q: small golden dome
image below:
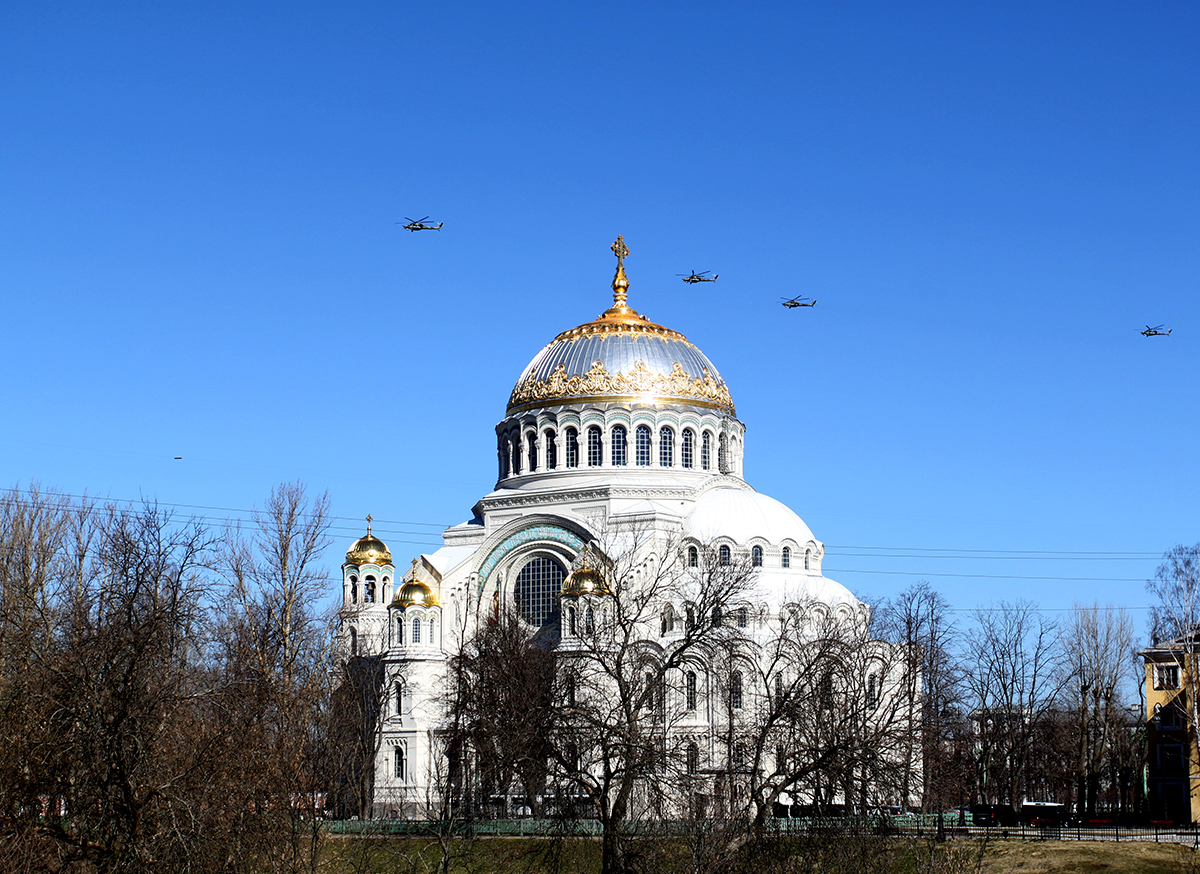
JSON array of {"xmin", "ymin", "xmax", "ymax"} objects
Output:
[
  {"xmin": 562, "ymin": 560, "xmax": 610, "ymax": 597},
  {"xmin": 395, "ymin": 580, "xmax": 439, "ymax": 608},
  {"xmin": 345, "ymin": 516, "xmax": 392, "ymax": 566}
]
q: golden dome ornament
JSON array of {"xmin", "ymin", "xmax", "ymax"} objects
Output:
[{"xmin": 345, "ymin": 514, "xmax": 393, "ymax": 566}]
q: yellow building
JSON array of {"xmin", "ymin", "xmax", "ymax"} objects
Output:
[{"xmin": 1141, "ymin": 638, "xmax": 1199, "ymax": 823}]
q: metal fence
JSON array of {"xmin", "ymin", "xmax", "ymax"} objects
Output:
[{"xmin": 325, "ymin": 816, "xmax": 1200, "ymax": 845}]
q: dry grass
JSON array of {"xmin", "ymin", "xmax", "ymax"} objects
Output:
[{"xmin": 979, "ymin": 839, "xmax": 1198, "ymax": 874}]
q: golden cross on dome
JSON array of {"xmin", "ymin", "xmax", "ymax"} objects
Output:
[
  {"xmin": 611, "ymin": 235, "xmax": 629, "ymax": 266},
  {"xmin": 366, "ymin": 514, "xmax": 373, "ymax": 536}
]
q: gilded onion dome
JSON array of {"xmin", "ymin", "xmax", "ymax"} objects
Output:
[
  {"xmin": 345, "ymin": 516, "xmax": 393, "ymax": 566},
  {"xmin": 507, "ymin": 236, "xmax": 735, "ymax": 416},
  {"xmin": 395, "ymin": 580, "xmax": 439, "ymax": 608},
  {"xmin": 561, "ymin": 552, "xmax": 611, "ymax": 597}
]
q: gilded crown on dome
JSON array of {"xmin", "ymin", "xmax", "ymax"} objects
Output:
[{"xmin": 345, "ymin": 515, "xmax": 393, "ymax": 566}]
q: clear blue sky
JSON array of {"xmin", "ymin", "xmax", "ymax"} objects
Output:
[{"xmin": 2, "ymin": 2, "xmax": 1197, "ymax": 628}]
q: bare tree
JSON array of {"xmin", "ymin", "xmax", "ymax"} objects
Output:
[
  {"xmin": 963, "ymin": 601, "xmax": 1064, "ymax": 812},
  {"xmin": 1061, "ymin": 602, "xmax": 1135, "ymax": 816}
]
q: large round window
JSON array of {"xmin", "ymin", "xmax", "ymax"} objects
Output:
[{"xmin": 514, "ymin": 555, "xmax": 567, "ymax": 627}]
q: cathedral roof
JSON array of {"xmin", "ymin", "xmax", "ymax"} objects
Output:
[{"xmin": 507, "ymin": 236, "xmax": 735, "ymax": 416}]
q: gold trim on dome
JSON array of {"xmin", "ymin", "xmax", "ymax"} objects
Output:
[{"xmin": 508, "ymin": 358, "xmax": 735, "ymax": 414}]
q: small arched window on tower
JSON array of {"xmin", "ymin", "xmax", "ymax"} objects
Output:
[
  {"xmin": 412, "ymin": 617, "xmax": 422, "ymax": 644},
  {"xmin": 681, "ymin": 428, "xmax": 695, "ymax": 468},
  {"xmin": 752, "ymin": 546, "xmax": 763, "ymax": 567},
  {"xmin": 585, "ymin": 605, "xmax": 595, "ymax": 635},
  {"xmin": 659, "ymin": 427, "xmax": 674, "ymax": 467},
  {"xmin": 350, "ymin": 576, "xmax": 358, "ymax": 604},
  {"xmin": 718, "ymin": 433, "xmax": 728, "ymax": 473},
  {"xmin": 512, "ymin": 432, "xmax": 522, "ymax": 475},
  {"xmin": 687, "ymin": 546, "xmax": 699, "ymax": 568},
  {"xmin": 686, "ymin": 605, "xmax": 695, "ymax": 631},
  {"xmin": 635, "ymin": 425, "xmax": 651, "ymax": 465},
  {"xmin": 701, "ymin": 432, "xmax": 712, "ymax": 470},
  {"xmin": 396, "ymin": 616, "xmax": 404, "ymax": 645},
  {"xmin": 661, "ymin": 605, "xmax": 675, "ymax": 635},
  {"xmin": 587, "ymin": 426, "xmax": 603, "ymax": 467},
  {"xmin": 737, "ymin": 606, "xmax": 748, "ymax": 629},
  {"xmin": 365, "ymin": 576, "xmax": 376, "ymax": 604},
  {"xmin": 686, "ymin": 742, "xmax": 699, "ymax": 775},
  {"xmin": 774, "ymin": 674, "xmax": 784, "ymax": 706},
  {"xmin": 611, "ymin": 425, "xmax": 628, "ymax": 466},
  {"xmin": 545, "ymin": 429, "xmax": 557, "ymax": 469},
  {"xmin": 567, "ymin": 605, "xmax": 576, "ymax": 636},
  {"xmin": 566, "ymin": 427, "xmax": 579, "ymax": 468},
  {"xmin": 527, "ymin": 433, "xmax": 537, "ymax": 472},
  {"xmin": 686, "ymin": 671, "xmax": 697, "ymax": 711},
  {"xmin": 719, "ymin": 545, "xmax": 731, "ymax": 566},
  {"xmin": 781, "ymin": 547, "xmax": 791, "ymax": 569},
  {"xmin": 500, "ymin": 439, "xmax": 510, "ymax": 478},
  {"xmin": 394, "ymin": 746, "xmax": 406, "ymax": 780},
  {"xmin": 805, "ymin": 549, "xmax": 812, "ymax": 570},
  {"xmin": 349, "ymin": 627, "xmax": 358, "ymax": 656},
  {"xmin": 730, "ymin": 671, "xmax": 743, "ymax": 710},
  {"xmin": 395, "ymin": 681, "xmax": 404, "ymax": 715}
]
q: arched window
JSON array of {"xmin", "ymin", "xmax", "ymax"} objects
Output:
[
  {"xmin": 687, "ymin": 546, "xmax": 699, "ymax": 568},
  {"xmin": 661, "ymin": 605, "xmax": 675, "ymax": 635},
  {"xmin": 805, "ymin": 549, "xmax": 812, "ymax": 570},
  {"xmin": 412, "ymin": 617, "xmax": 421, "ymax": 644},
  {"xmin": 567, "ymin": 605, "xmax": 576, "ymax": 636},
  {"xmin": 686, "ymin": 671, "xmax": 697, "ymax": 711},
  {"xmin": 396, "ymin": 616, "xmax": 404, "ymax": 645},
  {"xmin": 395, "ymin": 681, "xmax": 404, "ymax": 714},
  {"xmin": 774, "ymin": 674, "xmax": 784, "ymax": 705},
  {"xmin": 781, "ymin": 547, "xmax": 791, "ymax": 569},
  {"xmin": 565, "ymin": 673, "xmax": 576, "ymax": 707},
  {"xmin": 587, "ymin": 426, "xmax": 603, "ymax": 466},
  {"xmin": 686, "ymin": 742, "xmax": 699, "ymax": 775},
  {"xmin": 712, "ymin": 606, "xmax": 722, "ymax": 627},
  {"xmin": 659, "ymin": 427, "xmax": 674, "ymax": 467},
  {"xmin": 394, "ymin": 747, "xmax": 406, "ymax": 780},
  {"xmin": 350, "ymin": 576, "xmax": 358, "ymax": 604},
  {"xmin": 527, "ymin": 433, "xmax": 537, "ymax": 472},
  {"xmin": 546, "ymin": 429, "xmax": 557, "ymax": 469},
  {"xmin": 514, "ymin": 555, "xmax": 568, "ymax": 627},
  {"xmin": 635, "ymin": 425, "xmax": 651, "ymax": 466},
  {"xmin": 365, "ymin": 576, "xmax": 376, "ymax": 603},
  {"xmin": 349, "ymin": 627, "xmax": 358, "ymax": 656},
  {"xmin": 737, "ymin": 607, "xmax": 748, "ymax": 629},
  {"xmin": 585, "ymin": 605, "xmax": 595, "ymax": 635},
  {"xmin": 566, "ymin": 427, "xmax": 579, "ymax": 468},
  {"xmin": 730, "ymin": 671, "xmax": 743, "ymax": 710},
  {"xmin": 776, "ymin": 745, "xmax": 787, "ymax": 773},
  {"xmin": 734, "ymin": 742, "xmax": 746, "ymax": 768},
  {"xmin": 719, "ymin": 545, "xmax": 731, "ymax": 566},
  {"xmin": 686, "ymin": 606, "xmax": 695, "ymax": 631},
  {"xmin": 512, "ymin": 432, "xmax": 521, "ymax": 475},
  {"xmin": 701, "ymin": 432, "xmax": 712, "ymax": 470},
  {"xmin": 500, "ymin": 440, "xmax": 510, "ymax": 478},
  {"xmin": 751, "ymin": 546, "xmax": 763, "ymax": 567},
  {"xmin": 867, "ymin": 673, "xmax": 879, "ymax": 707},
  {"xmin": 611, "ymin": 425, "xmax": 628, "ymax": 466},
  {"xmin": 681, "ymin": 428, "xmax": 694, "ymax": 468},
  {"xmin": 718, "ymin": 433, "xmax": 728, "ymax": 473}
]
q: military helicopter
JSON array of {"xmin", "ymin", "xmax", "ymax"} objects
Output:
[
  {"xmin": 1141, "ymin": 324, "xmax": 1172, "ymax": 336},
  {"xmin": 780, "ymin": 296, "xmax": 816, "ymax": 308},
  {"xmin": 678, "ymin": 270, "xmax": 718, "ymax": 284},
  {"xmin": 398, "ymin": 216, "xmax": 444, "ymax": 232}
]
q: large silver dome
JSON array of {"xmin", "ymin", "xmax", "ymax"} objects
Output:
[{"xmin": 507, "ymin": 243, "xmax": 735, "ymax": 416}]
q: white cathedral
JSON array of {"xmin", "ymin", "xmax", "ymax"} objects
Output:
[{"xmin": 336, "ymin": 237, "xmax": 882, "ymax": 819}]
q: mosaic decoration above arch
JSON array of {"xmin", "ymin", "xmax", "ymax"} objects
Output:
[{"xmin": 476, "ymin": 525, "xmax": 586, "ymax": 597}]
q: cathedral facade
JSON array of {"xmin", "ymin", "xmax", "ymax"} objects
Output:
[{"xmin": 336, "ymin": 238, "xmax": 884, "ymax": 819}]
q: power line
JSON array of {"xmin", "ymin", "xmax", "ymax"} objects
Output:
[{"xmin": 824, "ymin": 567, "xmax": 1150, "ymax": 583}]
